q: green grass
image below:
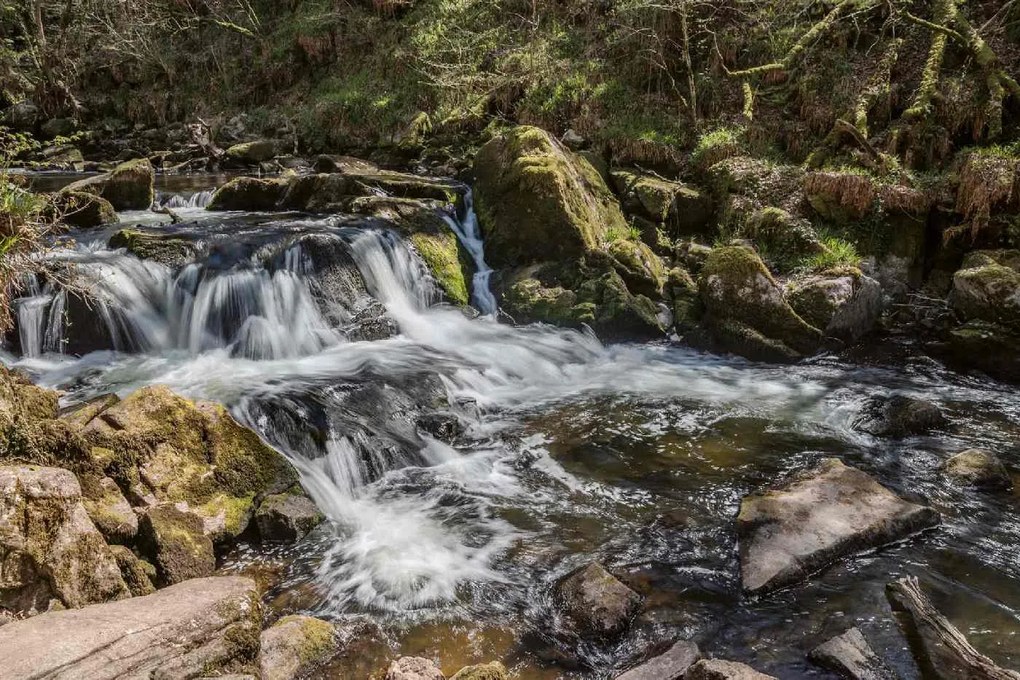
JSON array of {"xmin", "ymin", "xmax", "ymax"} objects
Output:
[{"xmin": 802, "ymin": 234, "xmax": 862, "ymax": 271}]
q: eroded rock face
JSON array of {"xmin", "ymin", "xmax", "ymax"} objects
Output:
[
  {"xmin": 260, "ymin": 614, "xmax": 337, "ymax": 680},
  {"xmin": 686, "ymin": 659, "xmax": 778, "ymax": 680},
  {"xmin": 809, "ymin": 627, "xmax": 897, "ymax": 680},
  {"xmin": 0, "ymin": 576, "xmax": 261, "ymax": 679},
  {"xmin": 62, "ymin": 158, "xmax": 155, "ymax": 210},
  {"xmin": 386, "ymin": 656, "xmax": 446, "ymax": 680},
  {"xmin": 737, "ymin": 458, "xmax": 939, "ymax": 595},
  {"xmin": 851, "ymin": 395, "xmax": 947, "ymax": 438},
  {"xmin": 553, "ymin": 562, "xmax": 641, "ymax": 639},
  {"xmin": 473, "ymin": 126, "xmax": 626, "ymax": 266},
  {"xmin": 788, "ymin": 273, "xmax": 883, "ymax": 343},
  {"xmin": 616, "ymin": 640, "xmax": 701, "ymax": 680},
  {"xmin": 941, "ymin": 449, "xmax": 1012, "ymax": 490}
]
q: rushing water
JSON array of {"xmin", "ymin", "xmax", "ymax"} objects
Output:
[{"xmin": 4, "ymin": 177, "xmax": 1020, "ymax": 678}]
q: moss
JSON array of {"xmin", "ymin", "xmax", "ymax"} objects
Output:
[
  {"xmin": 63, "ymin": 158, "xmax": 154, "ymax": 211},
  {"xmin": 409, "ymin": 231, "xmax": 469, "ymax": 305},
  {"xmin": 108, "ymin": 545, "xmax": 156, "ymax": 596},
  {"xmin": 738, "ymin": 207, "xmax": 825, "ymax": 272},
  {"xmin": 608, "ymin": 239, "xmax": 667, "ymax": 297},
  {"xmin": 108, "ymin": 229, "xmax": 197, "ymax": 267},
  {"xmin": 137, "ymin": 507, "xmax": 215, "ymax": 586},
  {"xmin": 451, "ymin": 662, "xmax": 509, "ymax": 680},
  {"xmin": 803, "ymin": 171, "xmax": 877, "ymax": 223},
  {"xmin": 502, "ymin": 276, "xmax": 593, "ymax": 326},
  {"xmin": 224, "ymin": 140, "xmax": 278, "ymax": 164},
  {"xmin": 207, "ymin": 176, "xmax": 288, "ymax": 211},
  {"xmin": 280, "ymin": 615, "xmax": 336, "ymax": 665},
  {"xmin": 692, "ymin": 126, "xmax": 744, "ymax": 171}
]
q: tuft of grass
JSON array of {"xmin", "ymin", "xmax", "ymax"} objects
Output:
[{"xmin": 802, "ymin": 234, "xmax": 862, "ymax": 271}]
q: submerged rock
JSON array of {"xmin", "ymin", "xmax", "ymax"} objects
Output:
[
  {"xmin": 615, "ymin": 640, "xmax": 701, "ymax": 680},
  {"xmin": 473, "ymin": 125, "xmax": 626, "ymax": 266},
  {"xmin": 737, "ymin": 458, "xmax": 939, "ymax": 595},
  {"xmin": 686, "ymin": 659, "xmax": 778, "ymax": 679},
  {"xmin": 260, "ymin": 614, "xmax": 337, "ymax": 680},
  {"xmin": 0, "ymin": 576, "xmax": 261, "ymax": 679},
  {"xmin": 137, "ymin": 506, "xmax": 216, "ymax": 586},
  {"xmin": 787, "ymin": 272, "xmax": 883, "ymax": 343},
  {"xmin": 941, "ymin": 449, "xmax": 1012, "ymax": 490},
  {"xmin": 851, "ymin": 394, "xmax": 948, "ymax": 438},
  {"xmin": 450, "ymin": 661, "xmax": 509, "ymax": 680},
  {"xmin": 0, "ymin": 465, "xmax": 129, "ymax": 613},
  {"xmin": 808, "ymin": 627, "xmax": 897, "ymax": 680},
  {"xmin": 255, "ymin": 489, "xmax": 324, "ymax": 542},
  {"xmin": 553, "ymin": 562, "xmax": 642, "ymax": 639},
  {"xmin": 386, "ymin": 656, "xmax": 446, "ymax": 680},
  {"xmin": 62, "ymin": 158, "xmax": 155, "ymax": 211}
]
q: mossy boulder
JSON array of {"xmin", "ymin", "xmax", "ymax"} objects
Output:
[
  {"xmin": 279, "ymin": 173, "xmax": 371, "ymax": 212},
  {"xmin": 787, "ymin": 272, "xmax": 883, "ymax": 343},
  {"xmin": 207, "ymin": 176, "xmax": 288, "ymax": 211},
  {"xmin": 49, "ymin": 191, "xmax": 118, "ymax": 228},
  {"xmin": 474, "ymin": 126, "xmax": 626, "ymax": 266},
  {"xmin": 698, "ymin": 244, "xmax": 823, "ymax": 361},
  {"xmin": 108, "ymin": 229, "xmax": 198, "ymax": 268},
  {"xmin": 451, "ymin": 662, "xmax": 509, "ymax": 680},
  {"xmin": 949, "ymin": 250, "xmax": 1020, "ymax": 331},
  {"xmin": 255, "ymin": 489, "xmax": 324, "ymax": 542},
  {"xmin": 0, "ymin": 465, "xmax": 129, "ymax": 613},
  {"xmin": 739, "ymin": 207, "xmax": 825, "ymax": 272},
  {"xmin": 410, "ymin": 231, "xmax": 470, "ymax": 305},
  {"xmin": 107, "ymin": 544, "xmax": 156, "ymax": 596},
  {"xmin": 501, "ymin": 272, "xmax": 595, "ymax": 327},
  {"xmin": 941, "ymin": 449, "xmax": 1012, "ymax": 490},
  {"xmin": 82, "ymin": 385, "xmax": 297, "ymax": 542},
  {"xmin": 611, "ymin": 170, "xmax": 713, "ymax": 235},
  {"xmin": 224, "ymin": 139, "xmax": 279, "ymax": 165},
  {"xmin": 137, "ymin": 506, "xmax": 215, "ymax": 586},
  {"xmin": 260, "ymin": 614, "xmax": 337, "ymax": 680},
  {"xmin": 62, "ymin": 158, "xmax": 155, "ymax": 211},
  {"xmin": 608, "ymin": 239, "xmax": 667, "ymax": 298},
  {"xmin": 941, "ymin": 321, "xmax": 1020, "ymax": 383},
  {"xmin": 578, "ymin": 268, "xmax": 664, "ymax": 339}
]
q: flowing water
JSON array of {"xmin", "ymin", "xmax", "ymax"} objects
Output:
[{"xmin": 4, "ymin": 176, "xmax": 1020, "ymax": 678}]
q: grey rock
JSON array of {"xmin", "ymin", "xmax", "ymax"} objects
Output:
[
  {"xmin": 616, "ymin": 640, "xmax": 701, "ymax": 680},
  {"xmin": 809, "ymin": 627, "xmax": 898, "ymax": 680},
  {"xmin": 260, "ymin": 614, "xmax": 337, "ymax": 680},
  {"xmin": 788, "ymin": 274, "xmax": 883, "ymax": 343},
  {"xmin": 686, "ymin": 659, "xmax": 777, "ymax": 679},
  {"xmin": 852, "ymin": 394, "xmax": 948, "ymax": 438},
  {"xmin": 386, "ymin": 656, "xmax": 446, "ymax": 680},
  {"xmin": 554, "ymin": 562, "xmax": 641, "ymax": 639},
  {"xmin": 255, "ymin": 491, "xmax": 324, "ymax": 542}
]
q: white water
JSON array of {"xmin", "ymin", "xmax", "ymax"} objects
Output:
[{"xmin": 443, "ymin": 191, "xmax": 497, "ymax": 316}]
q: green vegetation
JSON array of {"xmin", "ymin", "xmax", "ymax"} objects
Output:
[{"xmin": 802, "ymin": 234, "xmax": 862, "ymax": 272}]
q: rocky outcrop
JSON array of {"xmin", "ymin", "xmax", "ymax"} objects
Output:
[
  {"xmin": 0, "ymin": 465, "xmax": 129, "ymax": 613},
  {"xmin": 686, "ymin": 659, "xmax": 777, "ymax": 679},
  {"xmin": 553, "ymin": 562, "xmax": 641, "ymax": 639},
  {"xmin": 851, "ymin": 394, "xmax": 947, "ymax": 438},
  {"xmin": 255, "ymin": 489, "xmax": 324, "ymax": 542},
  {"xmin": 62, "ymin": 158, "xmax": 155, "ymax": 211},
  {"xmin": 386, "ymin": 656, "xmax": 446, "ymax": 680},
  {"xmin": 616, "ymin": 640, "xmax": 701, "ymax": 680},
  {"xmin": 737, "ymin": 459, "xmax": 939, "ymax": 595},
  {"xmin": 698, "ymin": 244, "xmax": 823, "ymax": 362},
  {"xmin": 788, "ymin": 272, "xmax": 883, "ymax": 343},
  {"xmin": 941, "ymin": 449, "xmax": 1012, "ymax": 490},
  {"xmin": 137, "ymin": 506, "xmax": 216, "ymax": 586},
  {"xmin": 808, "ymin": 627, "xmax": 897, "ymax": 680},
  {"xmin": 474, "ymin": 126, "xmax": 626, "ymax": 266},
  {"xmin": 260, "ymin": 614, "xmax": 337, "ymax": 680},
  {"xmin": 0, "ymin": 576, "xmax": 261, "ymax": 679}
]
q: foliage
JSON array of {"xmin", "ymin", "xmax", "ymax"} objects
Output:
[{"xmin": 801, "ymin": 233, "xmax": 862, "ymax": 272}]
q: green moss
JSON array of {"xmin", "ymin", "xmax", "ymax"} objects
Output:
[
  {"xmin": 225, "ymin": 140, "xmax": 278, "ymax": 164},
  {"xmin": 207, "ymin": 177, "xmax": 288, "ymax": 211},
  {"xmin": 279, "ymin": 615, "xmax": 337, "ymax": 665},
  {"xmin": 692, "ymin": 126, "xmax": 744, "ymax": 170},
  {"xmin": 410, "ymin": 231, "xmax": 469, "ymax": 306},
  {"xmin": 801, "ymin": 234, "xmax": 862, "ymax": 272}
]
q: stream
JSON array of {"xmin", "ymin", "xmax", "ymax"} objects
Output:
[{"xmin": 4, "ymin": 174, "xmax": 1020, "ymax": 678}]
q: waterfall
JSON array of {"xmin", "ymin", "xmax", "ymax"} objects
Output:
[
  {"xmin": 443, "ymin": 191, "xmax": 497, "ymax": 316},
  {"xmin": 156, "ymin": 189, "xmax": 215, "ymax": 210}
]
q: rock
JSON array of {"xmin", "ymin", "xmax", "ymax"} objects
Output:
[
  {"xmin": 137, "ymin": 506, "xmax": 216, "ymax": 586},
  {"xmin": 415, "ymin": 412, "xmax": 465, "ymax": 442},
  {"xmin": 82, "ymin": 476, "xmax": 137, "ymax": 544},
  {"xmin": 808, "ymin": 627, "xmax": 897, "ymax": 680},
  {"xmin": 255, "ymin": 489, "xmax": 324, "ymax": 542},
  {"xmin": 804, "ymin": 171, "xmax": 876, "ymax": 223},
  {"xmin": 0, "ymin": 465, "xmax": 129, "ymax": 613},
  {"xmin": 6, "ymin": 100, "xmax": 39, "ymax": 131},
  {"xmin": 41, "ymin": 117, "xmax": 76, "ymax": 139},
  {"xmin": 698, "ymin": 244, "xmax": 823, "ymax": 362},
  {"xmin": 0, "ymin": 576, "xmax": 261, "ymax": 679},
  {"xmin": 312, "ymin": 154, "xmax": 379, "ymax": 174},
  {"xmin": 686, "ymin": 659, "xmax": 778, "ymax": 679},
  {"xmin": 941, "ymin": 449, "xmax": 1012, "ymax": 490},
  {"xmin": 615, "ymin": 640, "xmax": 701, "ymax": 680},
  {"xmin": 611, "ymin": 170, "xmax": 713, "ymax": 235},
  {"xmin": 737, "ymin": 458, "xmax": 939, "ymax": 595},
  {"xmin": 49, "ymin": 190, "xmax": 118, "ymax": 228},
  {"xmin": 553, "ymin": 562, "xmax": 641, "ymax": 639},
  {"xmin": 62, "ymin": 158, "xmax": 155, "ymax": 211},
  {"xmin": 949, "ymin": 251, "xmax": 1020, "ymax": 331},
  {"xmin": 943, "ymin": 321, "xmax": 1020, "ymax": 383},
  {"xmin": 207, "ymin": 176, "xmax": 289, "ymax": 211},
  {"xmin": 82, "ymin": 385, "xmax": 296, "ymax": 542},
  {"xmin": 473, "ymin": 126, "xmax": 626, "ymax": 266},
  {"xmin": 410, "ymin": 230, "xmax": 470, "ymax": 306},
  {"xmin": 740, "ymin": 207, "xmax": 825, "ymax": 271},
  {"xmin": 108, "ymin": 229, "xmax": 198, "ymax": 268},
  {"xmin": 450, "ymin": 662, "xmax": 508, "ymax": 680},
  {"xmin": 386, "ymin": 656, "xmax": 446, "ymax": 680},
  {"xmin": 851, "ymin": 394, "xmax": 948, "ymax": 438},
  {"xmin": 260, "ymin": 614, "xmax": 337, "ymax": 680},
  {"xmin": 562, "ymin": 128, "xmax": 586, "ymax": 150},
  {"xmin": 609, "ymin": 239, "xmax": 667, "ymax": 298},
  {"xmin": 107, "ymin": 545, "xmax": 156, "ymax": 597},
  {"xmin": 225, "ymin": 139, "xmax": 279, "ymax": 165},
  {"xmin": 788, "ymin": 273, "xmax": 883, "ymax": 343}
]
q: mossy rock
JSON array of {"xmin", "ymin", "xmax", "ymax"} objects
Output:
[
  {"xmin": 260, "ymin": 614, "xmax": 338, "ymax": 680},
  {"xmin": 739, "ymin": 207, "xmax": 825, "ymax": 272},
  {"xmin": 473, "ymin": 126, "xmax": 627, "ymax": 266},
  {"xmin": 451, "ymin": 661, "xmax": 510, "ymax": 680},
  {"xmin": 787, "ymin": 273, "xmax": 883, "ymax": 343},
  {"xmin": 501, "ymin": 270, "xmax": 594, "ymax": 327},
  {"xmin": 108, "ymin": 544, "xmax": 156, "ymax": 596},
  {"xmin": 803, "ymin": 171, "xmax": 876, "ymax": 223},
  {"xmin": 941, "ymin": 321, "xmax": 1020, "ymax": 383},
  {"xmin": 348, "ymin": 195, "xmax": 450, "ymax": 233},
  {"xmin": 255, "ymin": 488, "xmax": 324, "ymax": 542},
  {"xmin": 82, "ymin": 476, "xmax": 137, "ymax": 544},
  {"xmin": 410, "ymin": 231, "xmax": 470, "ymax": 305},
  {"xmin": 224, "ymin": 140, "xmax": 279, "ymax": 165},
  {"xmin": 207, "ymin": 176, "xmax": 288, "ymax": 211},
  {"xmin": 280, "ymin": 173, "xmax": 368, "ymax": 212},
  {"xmin": 611, "ymin": 170, "xmax": 713, "ymax": 235},
  {"xmin": 108, "ymin": 229, "xmax": 198, "ymax": 268},
  {"xmin": 578, "ymin": 268, "xmax": 665, "ymax": 340},
  {"xmin": 62, "ymin": 158, "xmax": 155, "ymax": 211},
  {"xmin": 608, "ymin": 239, "xmax": 667, "ymax": 298},
  {"xmin": 949, "ymin": 250, "xmax": 1020, "ymax": 331},
  {"xmin": 49, "ymin": 191, "xmax": 118, "ymax": 228},
  {"xmin": 137, "ymin": 506, "xmax": 215, "ymax": 586}
]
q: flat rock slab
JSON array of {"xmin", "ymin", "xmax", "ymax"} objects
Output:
[
  {"xmin": 737, "ymin": 458, "xmax": 939, "ymax": 595},
  {"xmin": 809, "ymin": 627, "xmax": 898, "ymax": 680},
  {"xmin": 0, "ymin": 576, "xmax": 259, "ymax": 680},
  {"xmin": 616, "ymin": 640, "xmax": 701, "ymax": 680},
  {"xmin": 686, "ymin": 659, "xmax": 777, "ymax": 679}
]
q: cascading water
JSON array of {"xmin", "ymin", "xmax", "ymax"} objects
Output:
[{"xmin": 443, "ymin": 191, "xmax": 497, "ymax": 316}]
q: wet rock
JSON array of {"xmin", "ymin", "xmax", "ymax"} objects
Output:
[
  {"xmin": 260, "ymin": 614, "xmax": 337, "ymax": 680},
  {"xmin": 416, "ymin": 412, "xmax": 465, "ymax": 442},
  {"xmin": 62, "ymin": 158, "xmax": 155, "ymax": 210},
  {"xmin": 737, "ymin": 458, "xmax": 939, "ymax": 595},
  {"xmin": 107, "ymin": 545, "xmax": 156, "ymax": 597},
  {"xmin": 137, "ymin": 506, "xmax": 216, "ymax": 586},
  {"xmin": 49, "ymin": 190, "xmax": 118, "ymax": 228},
  {"xmin": 553, "ymin": 562, "xmax": 642, "ymax": 639},
  {"xmin": 686, "ymin": 659, "xmax": 778, "ymax": 679},
  {"xmin": 450, "ymin": 661, "xmax": 509, "ymax": 680},
  {"xmin": 698, "ymin": 244, "xmax": 823, "ymax": 362},
  {"xmin": 0, "ymin": 465, "xmax": 129, "ymax": 613},
  {"xmin": 788, "ymin": 273, "xmax": 883, "ymax": 343},
  {"xmin": 108, "ymin": 228, "xmax": 198, "ymax": 268},
  {"xmin": 224, "ymin": 139, "xmax": 279, "ymax": 165},
  {"xmin": 386, "ymin": 656, "xmax": 446, "ymax": 680},
  {"xmin": 473, "ymin": 126, "xmax": 626, "ymax": 266},
  {"xmin": 943, "ymin": 321, "xmax": 1020, "ymax": 383},
  {"xmin": 808, "ymin": 627, "xmax": 897, "ymax": 680},
  {"xmin": 255, "ymin": 489, "xmax": 324, "ymax": 542},
  {"xmin": 207, "ymin": 176, "xmax": 288, "ymax": 211},
  {"xmin": 851, "ymin": 394, "xmax": 948, "ymax": 438},
  {"xmin": 941, "ymin": 449, "xmax": 1012, "ymax": 490},
  {"xmin": 288, "ymin": 232, "xmax": 379, "ymax": 324},
  {"xmin": 615, "ymin": 640, "xmax": 701, "ymax": 680},
  {"xmin": 82, "ymin": 476, "xmax": 137, "ymax": 544},
  {"xmin": 0, "ymin": 575, "xmax": 261, "ymax": 679}
]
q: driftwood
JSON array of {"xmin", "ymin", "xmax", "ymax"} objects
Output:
[
  {"xmin": 887, "ymin": 576, "xmax": 1020, "ymax": 680},
  {"xmin": 151, "ymin": 204, "xmax": 182, "ymax": 224},
  {"xmin": 187, "ymin": 118, "xmax": 224, "ymax": 163}
]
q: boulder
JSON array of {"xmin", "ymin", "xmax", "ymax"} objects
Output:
[
  {"xmin": 255, "ymin": 489, "xmax": 324, "ymax": 542},
  {"xmin": 686, "ymin": 659, "xmax": 778, "ymax": 680},
  {"xmin": 386, "ymin": 656, "xmax": 446, "ymax": 680},
  {"xmin": 224, "ymin": 139, "xmax": 279, "ymax": 165},
  {"xmin": 615, "ymin": 640, "xmax": 701, "ymax": 680},
  {"xmin": 809, "ymin": 627, "xmax": 897, "ymax": 680},
  {"xmin": 260, "ymin": 614, "xmax": 337, "ymax": 680},
  {"xmin": 941, "ymin": 449, "xmax": 1012, "ymax": 490},
  {"xmin": 450, "ymin": 661, "xmax": 509, "ymax": 680},
  {"xmin": 737, "ymin": 458, "xmax": 939, "ymax": 594},
  {"xmin": 553, "ymin": 562, "xmax": 641, "ymax": 639},
  {"xmin": 608, "ymin": 239, "xmax": 667, "ymax": 298},
  {"xmin": 62, "ymin": 158, "xmax": 155, "ymax": 211},
  {"xmin": 0, "ymin": 465, "xmax": 129, "ymax": 612},
  {"xmin": 943, "ymin": 321, "xmax": 1020, "ymax": 383},
  {"xmin": 739, "ymin": 207, "xmax": 825, "ymax": 272},
  {"xmin": 0, "ymin": 576, "xmax": 261, "ymax": 679},
  {"xmin": 698, "ymin": 244, "xmax": 822, "ymax": 361},
  {"xmin": 49, "ymin": 190, "xmax": 118, "ymax": 228},
  {"xmin": 207, "ymin": 176, "xmax": 288, "ymax": 211},
  {"xmin": 107, "ymin": 545, "xmax": 156, "ymax": 597},
  {"xmin": 137, "ymin": 506, "xmax": 216, "ymax": 586},
  {"xmin": 473, "ymin": 126, "xmax": 626, "ymax": 266},
  {"xmin": 108, "ymin": 229, "xmax": 198, "ymax": 268},
  {"xmin": 787, "ymin": 273, "xmax": 883, "ymax": 343},
  {"xmin": 949, "ymin": 250, "xmax": 1020, "ymax": 332},
  {"xmin": 851, "ymin": 394, "xmax": 947, "ymax": 438},
  {"xmin": 611, "ymin": 170, "xmax": 713, "ymax": 235},
  {"xmin": 82, "ymin": 476, "xmax": 138, "ymax": 544}
]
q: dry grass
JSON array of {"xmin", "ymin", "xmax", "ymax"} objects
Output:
[
  {"xmin": 803, "ymin": 171, "xmax": 876, "ymax": 220},
  {"xmin": 956, "ymin": 150, "xmax": 1019, "ymax": 238}
]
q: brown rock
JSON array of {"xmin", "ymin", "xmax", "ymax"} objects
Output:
[{"xmin": 553, "ymin": 562, "xmax": 642, "ymax": 639}]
